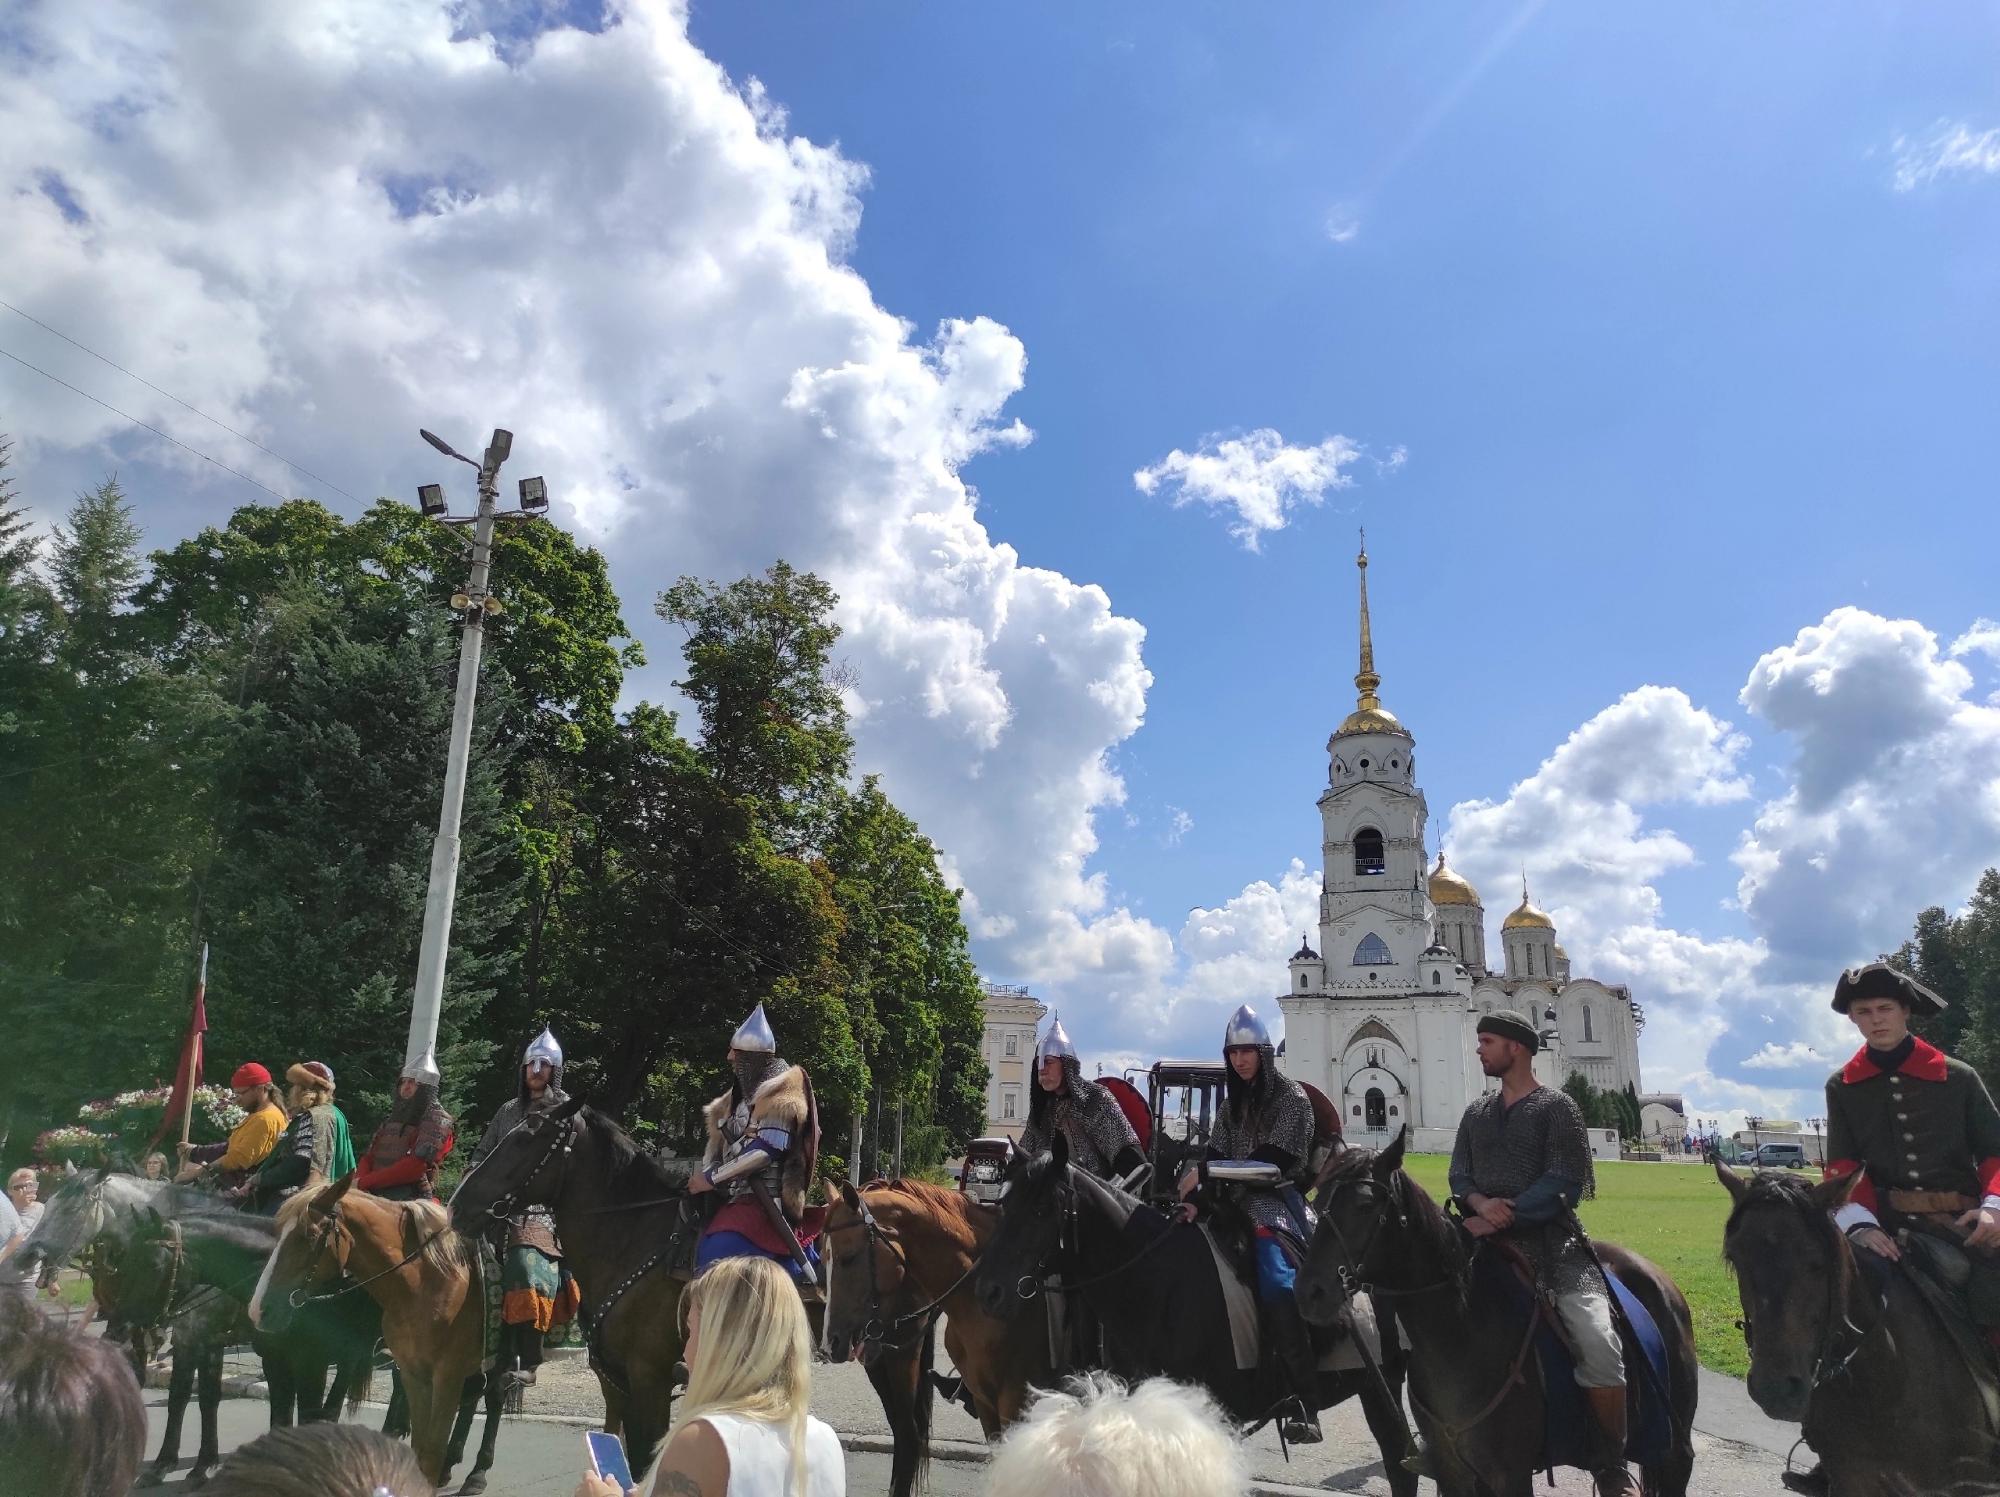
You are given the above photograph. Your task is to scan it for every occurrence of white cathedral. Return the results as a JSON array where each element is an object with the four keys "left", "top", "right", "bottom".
[{"left": 1276, "top": 546, "right": 1645, "bottom": 1154}]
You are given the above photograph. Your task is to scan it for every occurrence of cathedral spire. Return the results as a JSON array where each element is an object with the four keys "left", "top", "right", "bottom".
[{"left": 1354, "top": 531, "right": 1382, "bottom": 712}]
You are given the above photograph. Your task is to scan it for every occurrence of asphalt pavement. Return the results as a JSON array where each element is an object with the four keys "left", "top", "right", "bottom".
[{"left": 133, "top": 1323, "right": 1806, "bottom": 1496}]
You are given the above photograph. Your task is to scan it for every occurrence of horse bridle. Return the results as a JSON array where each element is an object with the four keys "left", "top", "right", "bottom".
[
  {"left": 826, "top": 1190, "right": 976, "bottom": 1353},
  {"left": 1731, "top": 1201, "right": 1874, "bottom": 1392},
  {"left": 458, "top": 1109, "right": 579, "bottom": 1229}
]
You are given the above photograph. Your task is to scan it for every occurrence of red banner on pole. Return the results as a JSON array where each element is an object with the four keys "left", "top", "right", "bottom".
[{"left": 151, "top": 945, "right": 209, "bottom": 1151}]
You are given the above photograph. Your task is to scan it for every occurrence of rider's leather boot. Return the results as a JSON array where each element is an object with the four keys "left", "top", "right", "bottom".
[
  {"left": 1584, "top": 1384, "right": 1638, "bottom": 1497},
  {"left": 1262, "top": 1300, "right": 1323, "bottom": 1445}
]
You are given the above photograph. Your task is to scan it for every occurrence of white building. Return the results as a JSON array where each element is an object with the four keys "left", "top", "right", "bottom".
[
  {"left": 1277, "top": 545, "right": 1645, "bottom": 1153},
  {"left": 979, "top": 981, "right": 1047, "bottom": 1142}
]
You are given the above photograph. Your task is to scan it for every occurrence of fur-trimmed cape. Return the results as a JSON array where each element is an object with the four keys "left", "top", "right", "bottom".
[{"left": 703, "top": 1063, "right": 819, "bottom": 1220}]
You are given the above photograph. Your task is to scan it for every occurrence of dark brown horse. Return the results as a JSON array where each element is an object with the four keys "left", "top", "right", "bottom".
[
  {"left": 1297, "top": 1133, "right": 1698, "bottom": 1497},
  {"left": 823, "top": 1179, "right": 1049, "bottom": 1493},
  {"left": 973, "top": 1133, "right": 1419, "bottom": 1496},
  {"left": 1718, "top": 1163, "right": 1999, "bottom": 1495}
]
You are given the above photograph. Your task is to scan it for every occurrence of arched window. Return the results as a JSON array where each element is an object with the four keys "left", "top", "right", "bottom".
[
  {"left": 1353, "top": 827, "right": 1386, "bottom": 875},
  {"left": 1353, "top": 933, "right": 1393, "bottom": 966},
  {"left": 1365, "top": 1088, "right": 1387, "bottom": 1130},
  {"left": 1583, "top": 1005, "right": 1595, "bottom": 1043},
  {"left": 1299, "top": 972, "right": 1308, "bottom": 990},
  {"left": 1432, "top": 969, "right": 1441, "bottom": 987}
]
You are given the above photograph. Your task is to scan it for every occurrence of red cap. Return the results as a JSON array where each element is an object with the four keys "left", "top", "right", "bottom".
[{"left": 231, "top": 1062, "right": 273, "bottom": 1089}]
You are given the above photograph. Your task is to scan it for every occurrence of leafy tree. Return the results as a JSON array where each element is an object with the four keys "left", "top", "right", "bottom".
[
  {"left": 1898, "top": 869, "right": 2000, "bottom": 1094},
  {"left": 657, "top": 562, "right": 852, "bottom": 853}
]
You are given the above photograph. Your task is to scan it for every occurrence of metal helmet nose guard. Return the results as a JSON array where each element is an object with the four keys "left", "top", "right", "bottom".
[{"left": 523, "top": 1026, "right": 564, "bottom": 1071}]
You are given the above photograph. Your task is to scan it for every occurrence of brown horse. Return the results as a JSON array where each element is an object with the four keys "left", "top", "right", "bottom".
[
  {"left": 252, "top": 1177, "right": 483, "bottom": 1487},
  {"left": 1297, "top": 1134, "right": 1698, "bottom": 1497},
  {"left": 1718, "top": 1164, "right": 1999, "bottom": 1495},
  {"left": 823, "top": 1179, "right": 1049, "bottom": 1491}
]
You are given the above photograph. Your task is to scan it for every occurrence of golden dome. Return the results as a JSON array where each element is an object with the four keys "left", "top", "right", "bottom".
[
  {"left": 1427, "top": 852, "right": 1481, "bottom": 908},
  {"left": 1335, "top": 704, "right": 1406, "bottom": 737},
  {"left": 1503, "top": 894, "right": 1556, "bottom": 932},
  {"left": 1553, "top": 942, "right": 1569, "bottom": 959}
]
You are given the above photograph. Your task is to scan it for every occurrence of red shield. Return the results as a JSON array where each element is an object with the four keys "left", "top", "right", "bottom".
[{"left": 1100, "top": 1075, "right": 1153, "bottom": 1152}]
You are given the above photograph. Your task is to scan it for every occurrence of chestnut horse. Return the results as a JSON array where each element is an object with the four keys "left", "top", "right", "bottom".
[
  {"left": 823, "top": 1179, "right": 1049, "bottom": 1494},
  {"left": 252, "top": 1177, "right": 489, "bottom": 1489}
]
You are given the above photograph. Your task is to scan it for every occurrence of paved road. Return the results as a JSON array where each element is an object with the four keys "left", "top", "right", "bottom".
[{"left": 139, "top": 1351, "right": 1803, "bottom": 1496}]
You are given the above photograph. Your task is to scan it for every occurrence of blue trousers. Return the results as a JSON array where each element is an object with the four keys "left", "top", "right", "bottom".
[
  {"left": 1254, "top": 1232, "right": 1297, "bottom": 1304},
  {"left": 696, "top": 1228, "right": 819, "bottom": 1282}
]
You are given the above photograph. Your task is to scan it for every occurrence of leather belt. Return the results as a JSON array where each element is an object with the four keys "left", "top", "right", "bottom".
[{"left": 1887, "top": 1188, "right": 1978, "bottom": 1216}]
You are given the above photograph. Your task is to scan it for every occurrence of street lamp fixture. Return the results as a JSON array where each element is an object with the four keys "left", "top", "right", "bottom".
[{"left": 417, "top": 483, "right": 448, "bottom": 518}]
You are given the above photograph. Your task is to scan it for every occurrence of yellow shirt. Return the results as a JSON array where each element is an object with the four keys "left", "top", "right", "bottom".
[{"left": 217, "top": 1102, "right": 287, "bottom": 1172}]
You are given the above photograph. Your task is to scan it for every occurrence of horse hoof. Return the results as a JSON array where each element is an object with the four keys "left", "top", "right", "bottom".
[
  {"left": 455, "top": 1476, "right": 489, "bottom": 1496},
  {"left": 187, "top": 1465, "right": 217, "bottom": 1489},
  {"left": 137, "top": 1463, "right": 176, "bottom": 1489}
]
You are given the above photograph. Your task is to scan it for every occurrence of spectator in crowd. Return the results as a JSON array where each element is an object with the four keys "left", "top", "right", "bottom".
[
  {"left": 205, "top": 1422, "right": 434, "bottom": 1497},
  {"left": 985, "top": 1374, "right": 1250, "bottom": 1497},
  {"left": 0, "top": 1290, "right": 147, "bottom": 1497},
  {"left": 0, "top": 1169, "right": 42, "bottom": 1284},
  {"left": 575, "top": 1255, "right": 843, "bottom": 1497},
  {"left": 142, "top": 1152, "right": 170, "bottom": 1182}
]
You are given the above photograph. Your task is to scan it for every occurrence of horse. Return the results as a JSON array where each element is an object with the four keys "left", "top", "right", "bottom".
[
  {"left": 19, "top": 1171, "right": 376, "bottom": 1488},
  {"left": 822, "top": 1178, "right": 1049, "bottom": 1495},
  {"left": 252, "top": 1176, "right": 502, "bottom": 1492},
  {"left": 972, "top": 1133, "right": 1419, "bottom": 1495},
  {"left": 449, "top": 1094, "right": 944, "bottom": 1492},
  {"left": 1297, "top": 1132, "right": 1698, "bottom": 1497},
  {"left": 1717, "top": 1163, "right": 1998, "bottom": 1495}
]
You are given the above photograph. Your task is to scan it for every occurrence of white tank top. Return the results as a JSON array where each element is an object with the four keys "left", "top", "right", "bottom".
[{"left": 697, "top": 1412, "right": 845, "bottom": 1497}]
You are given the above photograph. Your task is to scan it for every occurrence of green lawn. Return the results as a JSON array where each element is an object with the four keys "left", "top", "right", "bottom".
[{"left": 1399, "top": 1153, "right": 1746, "bottom": 1377}]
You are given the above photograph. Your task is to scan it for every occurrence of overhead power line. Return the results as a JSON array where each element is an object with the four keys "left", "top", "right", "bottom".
[
  {"left": 0, "top": 342, "right": 291, "bottom": 504},
  {"left": 0, "top": 298, "right": 357, "bottom": 503}
]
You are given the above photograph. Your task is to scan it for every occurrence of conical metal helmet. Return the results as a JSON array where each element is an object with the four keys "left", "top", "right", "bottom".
[
  {"left": 522, "top": 1027, "right": 564, "bottom": 1072},
  {"left": 1223, "top": 1004, "right": 1272, "bottom": 1051},
  {"left": 731, "top": 1003, "right": 777, "bottom": 1054},
  {"left": 401, "top": 1045, "right": 442, "bottom": 1088},
  {"left": 1035, "top": 1012, "right": 1078, "bottom": 1065}
]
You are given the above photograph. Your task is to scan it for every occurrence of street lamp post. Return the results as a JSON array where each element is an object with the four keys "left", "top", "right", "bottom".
[
  {"left": 402, "top": 427, "right": 547, "bottom": 1084},
  {"left": 1809, "top": 1115, "right": 1825, "bottom": 1165},
  {"left": 1746, "top": 1114, "right": 1763, "bottom": 1163}
]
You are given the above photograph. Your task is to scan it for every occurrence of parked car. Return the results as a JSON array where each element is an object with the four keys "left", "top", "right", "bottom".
[
  {"left": 958, "top": 1137, "right": 1015, "bottom": 1204},
  {"left": 1754, "top": 1141, "right": 1809, "bottom": 1169}
]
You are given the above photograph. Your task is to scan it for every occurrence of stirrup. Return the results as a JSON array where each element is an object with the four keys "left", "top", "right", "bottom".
[
  {"left": 1779, "top": 1465, "right": 1829, "bottom": 1497},
  {"left": 1279, "top": 1400, "right": 1322, "bottom": 1445},
  {"left": 1400, "top": 1440, "right": 1438, "bottom": 1477}
]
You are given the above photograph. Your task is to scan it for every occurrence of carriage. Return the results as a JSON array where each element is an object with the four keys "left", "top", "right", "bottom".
[{"left": 1103, "top": 1059, "right": 1342, "bottom": 1208}]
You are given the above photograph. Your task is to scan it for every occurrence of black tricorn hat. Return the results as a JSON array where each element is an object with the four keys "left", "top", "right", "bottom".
[
  {"left": 1476, "top": 1009, "right": 1541, "bottom": 1053},
  {"left": 1832, "top": 962, "right": 1947, "bottom": 1017}
]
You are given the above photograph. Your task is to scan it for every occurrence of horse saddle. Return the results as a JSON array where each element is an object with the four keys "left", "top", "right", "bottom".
[
  {"left": 1471, "top": 1243, "right": 1673, "bottom": 1473},
  {"left": 1894, "top": 1230, "right": 2000, "bottom": 1435}
]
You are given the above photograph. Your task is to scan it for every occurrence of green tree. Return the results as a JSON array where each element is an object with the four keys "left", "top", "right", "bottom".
[
  {"left": 657, "top": 562, "right": 852, "bottom": 853},
  {"left": 1899, "top": 869, "right": 2000, "bottom": 1094}
]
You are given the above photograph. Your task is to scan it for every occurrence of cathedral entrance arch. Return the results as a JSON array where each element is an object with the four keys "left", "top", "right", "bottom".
[
  {"left": 1364, "top": 1088, "right": 1387, "bottom": 1130},
  {"left": 1340, "top": 1019, "right": 1411, "bottom": 1144}
]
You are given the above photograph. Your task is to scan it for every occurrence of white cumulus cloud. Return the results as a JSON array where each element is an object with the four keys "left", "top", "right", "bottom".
[
  {"left": 1133, "top": 428, "right": 1370, "bottom": 551},
  {"left": 1950, "top": 618, "right": 2000, "bottom": 662},
  {"left": 0, "top": 0, "right": 1173, "bottom": 1034},
  {"left": 1733, "top": 608, "right": 2000, "bottom": 981},
  {"left": 1740, "top": 1041, "right": 1829, "bottom": 1072}
]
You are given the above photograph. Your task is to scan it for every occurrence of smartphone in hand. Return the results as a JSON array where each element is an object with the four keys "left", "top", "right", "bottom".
[{"left": 587, "top": 1430, "right": 636, "bottom": 1493}]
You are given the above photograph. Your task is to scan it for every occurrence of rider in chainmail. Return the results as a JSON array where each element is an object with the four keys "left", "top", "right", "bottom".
[
  {"left": 1018, "top": 1013, "right": 1145, "bottom": 1180},
  {"left": 469, "top": 1028, "right": 574, "bottom": 1394},
  {"left": 1180, "top": 1003, "right": 1325, "bottom": 1446}
]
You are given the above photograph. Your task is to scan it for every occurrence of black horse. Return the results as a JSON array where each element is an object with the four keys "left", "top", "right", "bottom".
[
  {"left": 450, "top": 1095, "right": 940, "bottom": 1495},
  {"left": 1718, "top": 1163, "right": 1998, "bottom": 1495},
  {"left": 1298, "top": 1133, "right": 1699, "bottom": 1497},
  {"left": 972, "top": 1133, "right": 1419, "bottom": 1495}
]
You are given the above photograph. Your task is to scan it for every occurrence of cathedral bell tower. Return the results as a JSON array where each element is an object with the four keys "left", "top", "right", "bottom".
[{"left": 1310, "top": 539, "right": 1432, "bottom": 996}]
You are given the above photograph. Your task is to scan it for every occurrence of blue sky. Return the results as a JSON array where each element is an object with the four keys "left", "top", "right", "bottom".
[{"left": 4, "top": 0, "right": 1996, "bottom": 1127}]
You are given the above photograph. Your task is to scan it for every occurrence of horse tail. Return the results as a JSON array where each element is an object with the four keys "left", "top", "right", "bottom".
[
  {"left": 344, "top": 1353, "right": 375, "bottom": 1416},
  {"left": 914, "top": 1314, "right": 937, "bottom": 1494}
]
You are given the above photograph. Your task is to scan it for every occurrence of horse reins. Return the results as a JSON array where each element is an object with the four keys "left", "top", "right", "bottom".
[
  {"left": 826, "top": 1189, "right": 982, "bottom": 1352},
  {"left": 285, "top": 1201, "right": 451, "bottom": 1309}
]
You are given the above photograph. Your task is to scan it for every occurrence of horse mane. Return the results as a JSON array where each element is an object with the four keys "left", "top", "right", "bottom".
[
  {"left": 1320, "top": 1146, "right": 1465, "bottom": 1276},
  {"left": 583, "top": 1105, "right": 695, "bottom": 1201},
  {"left": 400, "top": 1198, "right": 472, "bottom": 1277},
  {"left": 863, "top": 1178, "right": 980, "bottom": 1249},
  {"left": 1722, "top": 1166, "right": 1820, "bottom": 1235}
]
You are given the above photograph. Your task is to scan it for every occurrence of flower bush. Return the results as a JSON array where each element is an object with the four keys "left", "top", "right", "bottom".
[{"left": 36, "top": 1082, "right": 238, "bottom": 1166}]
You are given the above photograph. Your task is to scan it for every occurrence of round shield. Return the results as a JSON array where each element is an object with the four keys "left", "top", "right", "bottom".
[{"left": 1100, "top": 1075, "right": 1153, "bottom": 1152}]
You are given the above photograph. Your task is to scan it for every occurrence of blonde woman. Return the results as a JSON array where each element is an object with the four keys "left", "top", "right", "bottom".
[{"left": 576, "top": 1255, "right": 843, "bottom": 1497}]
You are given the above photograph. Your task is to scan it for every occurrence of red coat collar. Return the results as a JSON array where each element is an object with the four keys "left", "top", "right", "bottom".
[{"left": 1840, "top": 1036, "right": 1949, "bottom": 1085}]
